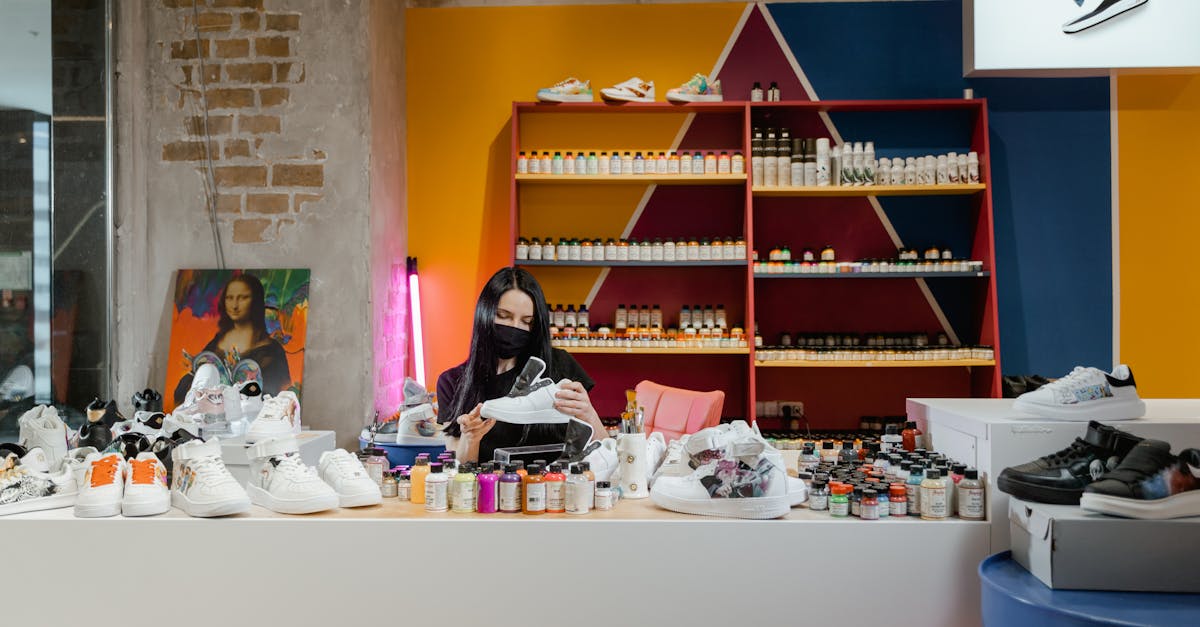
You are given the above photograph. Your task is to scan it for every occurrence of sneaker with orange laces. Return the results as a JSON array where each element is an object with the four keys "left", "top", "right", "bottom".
[
  {"left": 123, "top": 452, "right": 170, "bottom": 517},
  {"left": 74, "top": 452, "right": 126, "bottom": 518}
]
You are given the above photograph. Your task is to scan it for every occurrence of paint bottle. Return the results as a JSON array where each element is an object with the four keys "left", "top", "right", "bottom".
[
  {"left": 957, "top": 152, "right": 969, "bottom": 184},
  {"left": 967, "top": 152, "right": 979, "bottom": 183},
  {"left": 803, "top": 151, "right": 817, "bottom": 187},
  {"left": 551, "top": 152, "right": 564, "bottom": 175},
  {"left": 957, "top": 468, "right": 985, "bottom": 520},
  {"left": 680, "top": 151, "right": 693, "bottom": 175},
  {"left": 864, "top": 142, "right": 876, "bottom": 186},
  {"left": 716, "top": 151, "right": 731, "bottom": 174},
  {"left": 920, "top": 468, "right": 948, "bottom": 520},
  {"left": 474, "top": 465, "right": 497, "bottom": 514},
  {"left": 578, "top": 305, "right": 589, "bottom": 328},
  {"left": 522, "top": 464, "right": 546, "bottom": 515},
  {"left": 881, "top": 424, "right": 903, "bottom": 454},
  {"left": 594, "top": 481, "right": 614, "bottom": 511},
  {"left": 903, "top": 157, "right": 917, "bottom": 185},
  {"left": 820, "top": 441, "right": 838, "bottom": 464},
  {"left": 829, "top": 483, "right": 850, "bottom": 518},
  {"left": 850, "top": 485, "right": 863, "bottom": 517},
  {"left": 947, "top": 463, "right": 966, "bottom": 514},
  {"left": 608, "top": 152, "right": 620, "bottom": 175},
  {"left": 945, "top": 152, "right": 959, "bottom": 184},
  {"left": 876, "top": 485, "right": 890, "bottom": 518},
  {"left": 617, "top": 239, "right": 630, "bottom": 262},
  {"left": 901, "top": 421, "right": 921, "bottom": 451},
  {"left": 527, "top": 151, "right": 539, "bottom": 174},
  {"left": 851, "top": 142, "right": 865, "bottom": 186},
  {"left": 809, "top": 480, "right": 829, "bottom": 511},
  {"left": 615, "top": 304, "right": 627, "bottom": 330},
  {"left": 692, "top": 152, "right": 704, "bottom": 174},
  {"left": 632, "top": 152, "right": 646, "bottom": 176},
  {"left": 776, "top": 136, "right": 792, "bottom": 186},
  {"left": 839, "top": 441, "right": 857, "bottom": 465},
  {"left": 814, "top": 138, "right": 831, "bottom": 187},
  {"left": 861, "top": 489, "right": 880, "bottom": 520},
  {"left": 656, "top": 151, "right": 668, "bottom": 175},
  {"left": 517, "top": 151, "right": 529, "bottom": 174},
  {"left": 410, "top": 456, "right": 430, "bottom": 505},
  {"left": 906, "top": 465, "right": 924, "bottom": 517},
  {"left": 578, "top": 461, "right": 596, "bottom": 509},
  {"left": 452, "top": 463, "right": 476, "bottom": 513},
  {"left": 596, "top": 151, "right": 607, "bottom": 175},
  {"left": 715, "top": 304, "right": 727, "bottom": 329},
  {"left": 564, "top": 152, "right": 576, "bottom": 175},
  {"left": 750, "top": 81, "right": 764, "bottom": 102},
  {"left": 395, "top": 470, "right": 411, "bottom": 501},
  {"left": 768, "top": 81, "right": 781, "bottom": 101},
  {"left": 651, "top": 304, "right": 663, "bottom": 328},
  {"left": 552, "top": 303, "right": 565, "bottom": 328},
  {"left": 424, "top": 463, "right": 448, "bottom": 513},
  {"left": 576, "top": 152, "right": 588, "bottom": 175},
  {"left": 764, "top": 136, "right": 778, "bottom": 186},
  {"left": 499, "top": 463, "right": 522, "bottom": 513},
  {"left": 515, "top": 238, "right": 529, "bottom": 261},
  {"left": 936, "top": 155, "right": 948, "bottom": 184},
  {"left": 565, "top": 464, "right": 591, "bottom": 515},
  {"left": 877, "top": 157, "right": 891, "bottom": 186},
  {"left": 889, "top": 483, "right": 907, "bottom": 517},
  {"left": 621, "top": 152, "right": 634, "bottom": 175},
  {"left": 751, "top": 138, "right": 763, "bottom": 186}
]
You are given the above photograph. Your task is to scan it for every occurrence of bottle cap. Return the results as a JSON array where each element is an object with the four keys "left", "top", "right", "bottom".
[
  {"left": 596, "top": 481, "right": 611, "bottom": 489},
  {"left": 864, "top": 489, "right": 877, "bottom": 498},
  {"left": 430, "top": 463, "right": 443, "bottom": 473},
  {"left": 527, "top": 464, "right": 542, "bottom": 474},
  {"left": 965, "top": 469, "right": 979, "bottom": 480},
  {"left": 569, "top": 464, "right": 581, "bottom": 474},
  {"left": 579, "top": 462, "right": 590, "bottom": 472},
  {"left": 925, "top": 468, "right": 941, "bottom": 479},
  {"left": 822, "top": 441, "right": 834, "bottom": 450},
  {"left": 953, "top": 464, "right": 968, "bottom": 474},
  {"left": 514, "top": 460, "right": 525, "bottom": 470},
  {"left": 414, "top": 457, "right": 429, "bottom": 466},
  {"left": 842, "top": 441, "right": 854, "bottom": 450},
  {"left": 504, "top": 464, "right": 518, "bottom": 473}
]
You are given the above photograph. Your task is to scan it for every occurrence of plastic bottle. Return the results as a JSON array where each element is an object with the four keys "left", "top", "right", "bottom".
[
  {"left": 881, "top": 424, "right": 903, "bottom": 454},
  {"left": 799, "top": 443, "right": 820, "bottom": 472},
  {"left": 764, "top": 137, "right": 778, "bottom": 186},
  {"left": 751, "top": 138, "right": 764, "bottom": 186},
  {"left": 544, "top": 463, "right": 566, "bottom": 513},
  {"left": 957, "top": 468, "right": 986, "bottom": 520},
  {"left": 451, "top": 463, "right": 476, "bottom": 513},
  {"left": 715, "top": 304, "right": 727, "bottom": 330},
  {"left": 410, "top": 456, "right": 430, "bottom": 505},
  {"left": 579, "top": 461, "right": 596, "bottom": 509},
  {"left": 920, "top": 468, "right": 948, "bottom": 520},
  {"left": 615, "top": 304, "right": 627, "bottom": 330},
  {"left": 839, "top": 441, "right": 857, "bottom": 465},
  {"left": 876, "top": 486, "right": 890, "bottom": 518},
  {"left": 566, "top": 464, "right": 590, "bottom": 515},
  {"left": 949, "top": 464, "right": 967, "bottom": 515},
  {"left": 575, "top": 153, "right": 587, "bottom": 175},
  {"left": 967, "top": 152, "right": 980, "bottom": 183},
  {"left": 901, "top": 421, "right": 922, "bottom": 452},
  {"left": 829, "top": 483, "right": 850, "bottom": 518},
  {"left": 889, "top": 483, "right": 907, "bottom": 517},
  {"left": 750, "top": 81, "right": 764, "bottom": 102},
  {"left": 863, "top": 142, "right": 876, "bottom": 186},
  {"left": 564, "top": 152, "right": 576, "bottom": 175},
  {"left": 517, "top": 151, "right": 528, "bottom": 174},
  {"left": 861, "top": 489, "right": 880, "bottom": 520},
  {"left": 594, "top": 481, "right": 614, "bottom": 510},
  {"left": 499, "top": 464, "right": 522, "bottom": 513},
  {"left": 820, "top": 441, "right": 839, "bottom": 464},
  {"left": 621, "top": 152, "right": 634, "bottom": 175},
  {"left": 850, "top": 485, "right": 863, "bottom": 517},
  {"left": 906, "top": 465, "right": 924, "bottom": 517},
  {"left": 608, "top": 152, "right": 621, "bottom": 175},
  {"left": 732, "top": 152, "right": 745, "bottom": 175},
  {"left": 424, "top": 463, "right": 448, "bottom": 512},
  {"left": 522, "top": 464, "right": 546, "bottom": 515},
  {"left": 841, "top": 143, "right": 855, "bottom": 186},
  {"left": 851, "top": 142, "right": 865, "bottom": 186}
]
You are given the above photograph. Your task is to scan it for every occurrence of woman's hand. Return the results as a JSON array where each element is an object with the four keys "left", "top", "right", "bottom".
[
  {"left": 554, "top": 381, "right": 609, "bottom": 438},
  {"left": 455, "top": 404, "right": 494, "bottom": 462}
]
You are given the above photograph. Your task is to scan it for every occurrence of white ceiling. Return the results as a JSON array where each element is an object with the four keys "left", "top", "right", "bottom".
[{"left": 0, "top": 0, "right": 52, "bottom": 114}]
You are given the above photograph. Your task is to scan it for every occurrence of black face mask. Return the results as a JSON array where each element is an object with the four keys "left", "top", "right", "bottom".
[{"left": 493, "top": 323, "right": 531, "bottom": 359}]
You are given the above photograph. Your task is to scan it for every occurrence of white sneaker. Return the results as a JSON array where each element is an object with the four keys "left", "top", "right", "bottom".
[
  {"left": 318, "top": 449, "right": 382, "bottom": 508},
  {"left": 600, "top": 77, "right": 655, "bottom": 102},
  {"left": 650, "top": 435, "right": 690, "bottom": 488},
  {"left": 1014, "top": 364, "right": 1145, "bottom": 421},
  {"left": 650, "top": 421, "right": 791, "bottom": 519},
  {"left": 113, "top": 411, "right": 166, "bottom": 439},
  {"left": 480, "top": 357, "right": 572, "bottom": 425},
  {"left": 162, "top": 412, "right": 202, "bottom": 439},
  {"left": 245, "top": 391, "right": 302, "bottom": 444},
  {"left": 171, "top": 438, "right": 250, "bottom": 517},
  {"left": 247, "top": 436, "right": 338, "bottom": 514},
  {"left": 18, "top": 405, "right": 70, "bottom": 468},
  {"left": 0, "top": 452, "right": 80, "bottom": 516},
  {"left": 123, "top": 452, "right": 170, "bottom": 517},
  {"left": 0, "top": 364, "right": 33, "bottom": 401},
  {"left": 237, "top": 381, "right": 264, "bottom": 421},
  {"left": 583, "top": 438, "right": 619, "bottom": 482},
  {"left": 536, "top": 77, "right": 594, "bottom": 102},
  {"left": 74, "top": 452, "right": 126, "bottom": 518}
]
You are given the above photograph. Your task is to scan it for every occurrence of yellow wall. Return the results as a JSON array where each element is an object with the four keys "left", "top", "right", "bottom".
[
  {"left": 406, "top": 4, "right": 745, "bottom": 383},
  {"left": 1118, "top": 73, "right": 1200, "bottom": 397}
]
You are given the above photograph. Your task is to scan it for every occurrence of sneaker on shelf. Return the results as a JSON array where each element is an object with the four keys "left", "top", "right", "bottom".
[
  {"left": 245, "top": 391, "right": 302, "bottom": 444},
  {"left": 111, "top": 432, "right": 153, "bottom": 461},
  {"left": 171, "top": 438, "right": 250, "bottom": 518},
  {"left": 237, "top": 381, "right": 264, "bottom": 421},
  {"left": 131, "top": 389, "right": 163, "bottom": 413},
  {"left": 1013, "top": 365, "right": 1145, "bottom": 421},
  {"left": 997, "top": 420, "right": 1142, "bottom": 504},
  {"left": 536, "top": 77, "right": 593, "bottom": 102},
  {"left": 162, "top": 412, "right": 202, "bottom": 439},
  {"left": 247, "top": 436, "right": 338, "bottom": 514},
  {"left": 113, "top": 411, "right": 166, "bottom": 438},
  {"left": 600, "top": 77, "right": 655, "bottom": 103},
  {"left": 0, "top": 449, "right": 80, "bottom": 516},
  {"left": 74, "top": 452, "right": 126, "bottom": 518},
  {"left": 85, "top": 398, "right": 125, "bottom": 430},
  {"left": 1080, "top": 440, "right": 1200, "bottom": 520},
  {"left": 318, "top": 449, "right": 382, "bottom": 508},
  {"left": 63, "top": 447, "right": 99, "bottom": 488},
  {"left": 123, "top": 452, "right": 171, "bottom": 517},
  {"left": 18, "top": 405, "right": 69, "bottom": 468},
  {"left": 480, "top": 357, "right": 574, "bottom": 425},
  {"left": 666, "top": 73, "right": 723, "bottom": 103},
  {"left": 76, "top": 420, "right": 113, "bottom": 452},
  {"left": 650, "top": 421, "right": 790, "bottom": 519},
  {"left": 150, "top": 428, "right": 200, "bottom": 484},
  {"left": 0, "top": 364, "right": 33, "bottom": 403},
  {"left": 1063, "top": 0, "right": 1149, "bottom": 34}
]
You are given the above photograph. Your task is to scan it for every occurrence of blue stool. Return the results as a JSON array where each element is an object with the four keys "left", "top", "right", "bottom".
[
  {"left": 979, "top": 551, "right": 1200, "bottom": 626},
  {"left": 358, "top": 438, "right": 445, "bottom": 468}
]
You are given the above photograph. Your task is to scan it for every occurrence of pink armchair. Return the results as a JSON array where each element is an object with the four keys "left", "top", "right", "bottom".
[{"left": 634, "top": 381, "right": 725, "bottom": 443}]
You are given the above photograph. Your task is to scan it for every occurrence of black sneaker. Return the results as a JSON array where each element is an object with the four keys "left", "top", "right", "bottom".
[
  {"left": 77, "top": 420, "right": 113, "bottom": 452},
  {"left": 997, "top": 420, "right": 1142, "bottom": 504},
  {"left": 151, "top": 429, "right": 200, "bottom": 482},
  {"left": 111, "top": 432, "right": 152, "bottom": 460},
  {"left": 85, "top": 398, "right": 124, "bottom": 430},
  {"left": 131, "top": 389, "right": 163, "bottom": 413},
  {"left": 1063, "top": 0, "right": 1149, "bottom": 34},
  {"left": 1080, "top": 441, "right": 1200, "bottom": 519}
]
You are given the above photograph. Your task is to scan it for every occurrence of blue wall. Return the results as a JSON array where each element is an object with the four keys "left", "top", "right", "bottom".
[{"left": 769, "top": 0, "right": 1113, "bottom": 376}]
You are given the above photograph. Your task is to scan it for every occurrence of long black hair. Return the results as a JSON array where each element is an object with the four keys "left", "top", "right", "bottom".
[
  {"left": 217, "top": 273, "right": 269, "bottom": 343},
  {"left": 443, "top": 267, "right": 552, "bottom": 437}
]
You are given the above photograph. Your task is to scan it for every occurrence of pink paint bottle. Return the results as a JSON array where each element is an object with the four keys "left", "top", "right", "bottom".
[{"left": 477, "top": 464, "right": 499, "bottom": 513}]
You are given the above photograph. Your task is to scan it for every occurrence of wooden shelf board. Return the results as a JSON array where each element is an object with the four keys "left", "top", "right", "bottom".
[
  {"left": 755, "top": 359, "right": 996, "bottom": 368},
  {"left": 516, "top": 174, "right": 746, "bottom": 185},
  {"left": 752, "top": 184, "right": 985, "bottom": 197},
  {"left": 560, "top": 346, "right": 750, "bottom": 355},
  {"left": 520, "top": 260, "right": 747, "bottom": 268},
  {"left": 755, "top": 271, "right": 989, "bottom": 279}
]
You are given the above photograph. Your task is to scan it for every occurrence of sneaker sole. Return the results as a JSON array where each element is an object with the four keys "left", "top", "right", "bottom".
[
  {"left": 74, "top": 499, "right": 122, "bottom": 518},
  {"left": 1080, "top": 490, "right": 1200, "bottom": 520},
  {"left": 0, "top": 492, "right": 76, "bottom": 516},
  {"left": 650, "top": 490, "right": 790, "bottom": 519},
  {"left": 666, "top": 94, "right": 724, "bottom": 103},
  {"left": 171, "top": 490, "right": 250, "bottom": 517},
  {"left": 247, "top": 484, "right": 339, "bottom": 514},
  {"left": 122, "top": 494, "right": 172, "bottom": 517},
  {"left": 1063, "top": 0, "right": 1148, "bottom": 33},
  {"left": 996, "top": 474, "right": 1084, "bottom": 505},
  {"left": 337, "top": 489, "right": 383, "bottom": 508},
  {"left": 600, "top": 90, "right": 653, "bottom": 103},
  {"left": 1012, "top": 397, "right": 1145, "bottom": 421},
  {"left": 480, "top": 406, "right": 571, "bottom": 425},
  {"left": 537, "top": 94, "right": 593, "bottom": 103}
]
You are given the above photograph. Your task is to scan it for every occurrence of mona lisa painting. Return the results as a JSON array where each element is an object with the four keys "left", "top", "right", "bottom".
[{"left": 164, "top": 269, "right": 309, "bottom": 412}]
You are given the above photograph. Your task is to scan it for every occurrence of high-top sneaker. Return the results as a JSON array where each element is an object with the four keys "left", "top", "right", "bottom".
[
  {"left": 112, "top": 432, "right": 153, "bottom": 460},
  {"left": 480, "top": 357, "right": 573, "bottom": 425},
  {"left": 1081, "top": 441, "right": 1200, "bottom": 520},
  {"left": 237, "top": 381, "right": 264, "bottom": 421},
  {"left": 76, "top": 420, "right": 113, "bottom": 452},
  {"left": 114, "top": 411, "right": 166, "bottom": 438},
  {"left": 171, "top": 438, "right": 250, "bottom": 517},
  {"left": 651, "top": 422, "right": 790, "bottom": 519},
  {"left": 85, "top": 398, "right": 125, "bottom": 429},
  {"left": 998, "top": 420, "right": 1142, "bottom": 504},
  {"left": 18, "top": 405, "right": 69, "bottom": 468},
  {"left": 150, "top": 428, "right": 199, "bottom": 484},
  {"left": 317, "top": 449, "right": 382, "bottom": 508},
  {"left": 245, "top": 391, "right": 302, "bottom": 444},
  {"left": 246, "top": 436, "right": 338, "bottom": 514},
  {"left": 122, "top": 452, "right": 170, "bottom": 517},
  {"left": 131, "top": 389, "right": 163, "bottom": 413},
  {"left": 74, "top": 452, "right": 126, "bottom": 518},
  {"left": 1013, "top": 365, "right": 1145, "bottom": 421}
]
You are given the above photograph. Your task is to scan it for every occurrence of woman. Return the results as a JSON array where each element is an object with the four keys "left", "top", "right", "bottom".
[
  {"left": 173, "top": 273, "right": 291, "bottom": 404},
  {"left": 438, "top": 267, "right": 607, "bottom": 463}
]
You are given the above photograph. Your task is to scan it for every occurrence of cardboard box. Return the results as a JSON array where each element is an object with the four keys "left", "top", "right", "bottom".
[
  {"left": 220, "top": 430, "right": 336, "bottom": 485},
  {"left": 1009, "top": 498, "right": 1200, "bottom": 593}
]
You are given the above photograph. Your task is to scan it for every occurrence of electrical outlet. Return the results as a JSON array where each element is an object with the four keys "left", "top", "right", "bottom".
[{"left": 780, "top": 401, "right": 805, "bottom": 418}]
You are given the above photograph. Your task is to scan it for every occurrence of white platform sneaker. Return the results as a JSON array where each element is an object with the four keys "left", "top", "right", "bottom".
[
  {"left": 245, "top": 391, "right": 302, "bottom": 444},
  {"left": 318, "top": 449, "right": 382, "bottom": 508},
  {"left": 247, "top": 436, "right": 338, "bottom": 514},
  {"left": 171, "top": 438, "right": 250, "bottom": 517},
  {"left": 480, "top": 357, "right": 574, "bottom": 425},
  {"left": 1014, "top": 364, "right": 1145, "bottom": 421}
]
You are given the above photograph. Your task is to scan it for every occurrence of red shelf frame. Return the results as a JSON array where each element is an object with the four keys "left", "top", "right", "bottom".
[{"left": 510, "top": 99, "right": 1002, "bottom": 425}]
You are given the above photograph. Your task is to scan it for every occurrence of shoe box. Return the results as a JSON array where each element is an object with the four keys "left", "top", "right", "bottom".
[
  {"left": 1009, "top": 498, "right": 1200, "bottom": 593},
  {"left": 907, "top": 398, "right": 1200, "bottom": 552},
  {"left": 219, "top": 430, "right": 335, "bottom": 485}
]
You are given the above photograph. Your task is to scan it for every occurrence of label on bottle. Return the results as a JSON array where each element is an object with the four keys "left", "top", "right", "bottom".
[
  {"left": 629, "top": 244, "right": 640, "bottom": 261},
  {"left": 861, "top": 503, "right": 879, "bottom": 520},
  {"left": 499, "top": 481, "right": 521, "bottom": 512},
  {"left": 565, "top": 482, "right": 577, "bottom": 513},
  {"left": 906, "top": 483, "right": 921, "bottom": 515},
  {"left": 809, "top": 493, "right": 828, "bottom": 511},
  {"left": 397, "top": 483, "right": 410, "bottom": 501},
  {"left": 594, "top": 490, "right": 613, "bottom": 511},
  {"left": 568, "top": 245, "right": 581, "bottom": 261},
  {"left": 750, "top": 156, "right": 763, "bottom": 186},
  {"left": 564, "top": 158, "right": 575, "bottom": 175},
  {"left": 580, "top": 246, "right": 593, "bottom": 262},
  {"left": 890, "top": 498, "right": 906, "bottom": 517},
  {"left": 830, "top": 498, "right": 849, "bottom": 517},
  {"left": 959, "top": 486, "right": 985, "bottom": 519},
  {"left": 546, "top": 481, "right": 565, "bottom": 512},
  {"left": 425, "top": 480, "right": 447, "bottom": 512},
  {"left": 515, "top": 244, "right": 529, "bottom": 260},
  {"left": 668, "top": 158, "right": 680, "bottom": 174},
  {"left": 617, "top": 246, "right": 629, "bottom": 262},
  {"left": 732, "top": 157, "right": 744, "bottom": 175},
  {"left": 525, "top": 482, "right": 546, "bottom": 512},
  {"left": 621, "top": 158, "right": 634, "bottom": 176},
  {"left": 452, "top": 480, "right": 475, "bottom": 513},
  {"left": 764, "top": 160, "right": 777, "bottom": 186},
  {"left": 921, "top": 485, "right": 947, "bottom": 519}
]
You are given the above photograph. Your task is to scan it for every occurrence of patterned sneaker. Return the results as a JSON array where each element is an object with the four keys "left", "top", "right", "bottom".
[
  {"left": 1081, "top": 440, "right": 1200, "bottom": 519},
  {"left": 536, "top": 77, "right": 593, "bottom": 102},
  {"left": 998, "top": 420, "right": 1142, "bottom": 504},
  {"left": 1013, "top": 364, "right": 1145, "bottom": 421},
  {"left": 666, "top": 73, "right": 723, "bottom": 103},
  {"left": 74, "top": 452, "right": 126, "bottom": 518},
  {"left": 600, "top": 77, "right": 655, "bottom": 103},
  {"left": 123, "top": 452, "right": 171, "bottom": 517},
  {"left": 171, "top": 438, "right": 250, "bottom": 517},
  {"left": 0, "top": 449, "right": 80, "bottom": 516}
]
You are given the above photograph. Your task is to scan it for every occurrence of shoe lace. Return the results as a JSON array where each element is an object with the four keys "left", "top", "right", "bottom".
[
  {"left": 90, "top": 456, "right": 120, "bottom": 487},
  {"left": 130, "top": 458, "right": 159, "bottom": 485},
  {"left": 1040, "top": 438, "right": 1092, "bottom": 464},
  {"left": 328, "top": 452, "right": 362, "bottom": 476},
  {"left": 275, "top": 454, "right": 316, "bottom": 480},
  {"left": 1042, "top": 367, "right": 1093, "bottom": 391},
  {"left": 189, "top": 456, "right": 235, "bottom": 486}
]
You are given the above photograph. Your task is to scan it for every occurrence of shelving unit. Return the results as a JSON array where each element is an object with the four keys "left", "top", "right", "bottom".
[{"left": 511, "top": 99, "right": 1001, "bottom": 426}]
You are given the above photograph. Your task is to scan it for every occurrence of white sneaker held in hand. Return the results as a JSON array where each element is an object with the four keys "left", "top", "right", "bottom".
[
  {"left": 245, "top": 391, "right": 302, "bottom": 443},
  {"left": 171, "top": 438, "right": 250, "bottom": 517},
  {"left": 247, "top": 436, "right": 338, "bottom": 514},
  {"left": 1013, "top": 364, "right": 1145, "bottom": 421},
  {"left": 480, "top": 357, "right": 573, "bottom": 425},
  {"left": 318, "top": 449, "right": 382, "bottom": 508}
]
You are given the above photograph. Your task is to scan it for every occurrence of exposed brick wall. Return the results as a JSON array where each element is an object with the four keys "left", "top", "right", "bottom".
[{"left": 159, "top": 0, "right": 323, "bottom": 244}]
